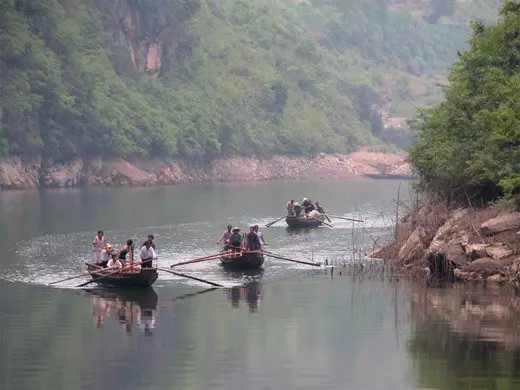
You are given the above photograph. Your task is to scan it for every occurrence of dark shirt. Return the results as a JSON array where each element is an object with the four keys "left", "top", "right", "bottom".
[
  {"left": 229, "top": 232, "right": 242, "bottom": 247},
  {"left": 305, "top": 203, "right": 314, "bottom": 213},
  {"left": 142, "top": 241, "right": 156, "bottom": 250},
  {"left": 247, "top": 231, "right": 261, "bottom": 251}
]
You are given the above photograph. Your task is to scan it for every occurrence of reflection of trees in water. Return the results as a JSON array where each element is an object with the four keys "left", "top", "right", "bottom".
[
  {"left": 225, "top": 281, "right": 263, "bottom": 313},
  {"left": 408, "top": 284, "right": 520, "bottom": 389}
]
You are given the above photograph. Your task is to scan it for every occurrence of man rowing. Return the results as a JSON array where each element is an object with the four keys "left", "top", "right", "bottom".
[
  {"left": 316, "top": 201, "right": 325, "bottom": 214},
  {"left": 217, "top": 224, "right": 233, "bottom": 249},
  {"left": 253, "top": 225, "right": 266, "bottom": 247},
  {"left": 286, "top": 199, "right": 295, "bottom": 216},
  {"left": 228, "top": 227, "right": 242, "bottom": 252},
  {"left": 138, "top": 241, "right": 157, "bottom": 268},
  {"left": 247, "top": 226, "right": 261, "bottom": 251}
]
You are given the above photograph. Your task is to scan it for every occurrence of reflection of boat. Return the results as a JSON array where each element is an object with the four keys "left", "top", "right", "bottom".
[
  {"left": 220, "top": 250, "right": 265, "bottom": 270},
  {"left": 226, "top": 280, "right": 263, "bottom": 313},
  {"left": 85, "top": 286, "right": 158, "bottom": 309},
  {"left": 86, "top": 265, "right": 158, "bottom": 287},
  {"left": 285, "top": 214, "right": 325, "bottom": 228}
]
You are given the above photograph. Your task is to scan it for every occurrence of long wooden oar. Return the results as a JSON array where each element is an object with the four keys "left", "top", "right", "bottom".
[
  {"left": 170, "top": 253, "right": 222, "bottom": 268},
  {"left": 76, "top": 258, "right": 153, "bottom": 287},
  {"left": 158, "top": 268, "right": 224, "bottom": 287},
  {"left": 324, "top": 213, "right": 332, "bottom": 223},
  {"left": 49, "top": 263, "right": 111, "bottom": 285},
  {"left": 262, "top": 251, "right": 321, "bottom": 267},
  {"left": 265, "top": 216, "right": 286, "bottom": 227},
  {"left": 311, "top": 217, "right": 333, "bottom": 228},
  {"left": 327, "top": 215, "right": 363, "bottom": 223}
]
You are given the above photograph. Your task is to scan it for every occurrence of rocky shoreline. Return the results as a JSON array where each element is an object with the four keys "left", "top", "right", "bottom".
[
  {"left": 371, "top": 202, "right": 520, "bottom": 286},
  {"left": 0, "top": 150, "right": 410, "bottom": 190}
]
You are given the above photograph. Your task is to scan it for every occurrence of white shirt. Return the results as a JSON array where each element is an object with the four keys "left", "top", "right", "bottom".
[
  {"left": 139, "top": 246, "right": 157, "bottom": 261},
  {"left": 101, "top": 250, "right": 111, "bottom": 262},
  {"left": 107, "top": 258, "right": 123, "bottom": 268}
]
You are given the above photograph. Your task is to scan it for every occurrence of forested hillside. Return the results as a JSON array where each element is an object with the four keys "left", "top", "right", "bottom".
[
  {"left": 409, "top": 1, "right": 520, "bottom": 203},
  {"left": 0, "top": 0, "right": 500, "bottom": 162}
]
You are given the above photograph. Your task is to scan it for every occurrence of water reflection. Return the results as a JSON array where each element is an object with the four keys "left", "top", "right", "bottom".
[
  {"left": 408, "top": 283, "right": 520, "bottom": 389},
  {"left": 225, "top": 280, "right": 263, "bottom": 313},
  {"left": 86, "top": 287, "right": 158, "bottom": 335}
]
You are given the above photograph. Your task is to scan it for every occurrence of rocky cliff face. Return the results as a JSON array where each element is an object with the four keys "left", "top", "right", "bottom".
[
  {"left": 92, "top": 0, "right": 194, "bottom": 74},
  {"left": 0, "top": 151, "right": 409, "bottom": 190}
]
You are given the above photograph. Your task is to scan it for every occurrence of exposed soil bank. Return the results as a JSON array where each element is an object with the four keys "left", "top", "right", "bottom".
[
  {"left": 371, "top": 202, "right": 520, "bottom": 287},
  {"left": 0, "top": 150, "right": 409, "bottom": 190}
]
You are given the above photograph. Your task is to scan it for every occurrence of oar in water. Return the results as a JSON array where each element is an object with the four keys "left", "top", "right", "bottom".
[
  {"left": 158, "top": 268, "right": 224, "bottom": 287},
  {"left": 311, "top": 217, "right": 333, "bottom": 228},
  {"left": 262, "top": 251, "right": 322, "bottom": 267},
  {"left": 324, "top": 213, "right": 332, "bottom": 223},
  {"left": 327, "top": 215, "right": 363, "bottom": 223},
  {"left": 170, "top": 253, "right": 223, "bottom": 268},
  {"left": 76, "top": 258, "right": 154, "bottom": 287},
  {"left": 265, "top": 216, "right": 286, "bottom": 227}
]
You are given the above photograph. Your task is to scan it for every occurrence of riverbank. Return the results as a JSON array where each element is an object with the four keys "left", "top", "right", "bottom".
[
  {"left": 0, "top": 150, "right": 410, "bottom": 190},
  {"left": 371, "top": 201, "right": 520, "bottom": 286}
]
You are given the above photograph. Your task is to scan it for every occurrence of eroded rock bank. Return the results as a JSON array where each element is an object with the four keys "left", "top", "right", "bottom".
[
  {"left": 371, "top": 202, "right": 520, "bottom": 286},
  {"left": 0, "top": 151, "right": 410, "bottom": 190}
]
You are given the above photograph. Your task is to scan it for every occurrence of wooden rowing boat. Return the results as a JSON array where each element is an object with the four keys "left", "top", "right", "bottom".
[
  {"left": 86, "top": 265, "right": 159, "bottom": 288},
  {"left": 219, "top": 250, "right": 265, "bottom": 270},
  {"left": 285, "top": 214, "right": 325, "bottom": 228}
]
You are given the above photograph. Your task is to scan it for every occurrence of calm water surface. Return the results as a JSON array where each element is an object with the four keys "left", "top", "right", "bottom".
[{"left": 0, "top": 179, "right": 519, "bottom": 390}]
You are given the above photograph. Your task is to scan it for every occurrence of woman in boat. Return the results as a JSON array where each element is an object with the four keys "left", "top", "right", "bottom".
[
  {"left": 99, "top": 244, "right": 114, "bottom": 267},
  {"left": 228, "top": 227, "right": 242, "bottom": 252},
  {"left": 91, "top": 231, "right": 106, "bottom": 265},
  {"left": 118, "top": 239, "right": 134, "bottom": 263}
]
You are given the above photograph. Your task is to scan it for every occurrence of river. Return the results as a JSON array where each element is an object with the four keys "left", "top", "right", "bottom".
[{"left": 0, "top": 179, "right": 519, "bottom": 390}]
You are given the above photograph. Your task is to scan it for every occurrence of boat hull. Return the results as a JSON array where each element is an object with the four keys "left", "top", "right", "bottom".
[
  {"left": 285, "top": 215, "right": 324, "bottom": 228},
  {"left": 87, "top": 266, "right": 159, "bottom": 288},
  {"left": 220, "top": 251, "right": 265, "bottom": 270}
]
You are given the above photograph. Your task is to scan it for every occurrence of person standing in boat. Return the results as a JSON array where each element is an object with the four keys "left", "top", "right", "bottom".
[
  {"left": 142, "top": 234, "right": 156, "bottom": 250},
  {"left": 229, "top": 227, "right": 242, "bottom": 252},
  {"left": 315, "top": 201, "right": 325, "bottom": 214},
  {"left": 91, "top": 231, "right": 106, "bottom": 265},
  {"left": 217, "top": 225, "right": 233, "bottom": 249},
  {"left": 118, "top": 239, "right": 134, "bottom": 263},
  {"left": 293, "top": 202, "right": 302, "bottom": 217},
  {"left": 247, "top": 226, "right": 261, "bottom": 251},
  {"left": 253, "top": 225, "right": 266, "bottom": 247},
  {"left": 138, "top": 241, "right": 157, "bottom": 268},
  {"left": 286, "top": 199, "right": 295, "bottom": 216}
]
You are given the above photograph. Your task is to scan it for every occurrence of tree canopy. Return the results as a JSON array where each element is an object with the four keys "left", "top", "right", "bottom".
[
  {"left": 0, "top": 0, "right": 500, "bottom": 162},
  {"left": 409, "top": 1, "right": 520, "bottom": 202}
]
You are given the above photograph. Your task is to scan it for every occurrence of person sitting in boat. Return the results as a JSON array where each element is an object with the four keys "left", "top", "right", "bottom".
[
  {"left": 142, "top": 234, "right": 156, "bottom": 250},
  {"left": 107, "top": 253, "right": 123, "bottom": 269},
  {"left": 217, "top": 225, "right": 233, "bottom": 249},
  {"left": 304, "top": 199, "right": 314, "bottom": 214},
  {"left": 315, "top": 201, "right": 325, "bottom": 214},
  {"left": 118, "top": 240, "right": 134, "bottom": 263},
  {"left": 253, "top": 225, "right": 266, "bottom": 247},
  {"left": 302, "top": 198, "right": 310, "bottom": 208},
  {"left": 91, "top": 230, "right": 106, "bottom": 265},
  {"left": 99, "top": 244, "right": 114, "bottom": 268},
  {"left": 247, "top": 226, "right": 261, "bottom": 251},
  {"left": 228, "top": 227, "right": 242, "bottom": 252},
  {"left": 286, "top": 199, "right": 295, "bottom": 216},
  {"left": 138, "top": 241, "right": 157, "bottom": 268},
  {"left": 293, "top": 202, "right": 302, "bottom": 217}
]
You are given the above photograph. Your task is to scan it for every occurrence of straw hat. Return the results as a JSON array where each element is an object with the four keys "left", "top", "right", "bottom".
[{"left": 232, "top": 227, "right": 240, "bottom": 232}]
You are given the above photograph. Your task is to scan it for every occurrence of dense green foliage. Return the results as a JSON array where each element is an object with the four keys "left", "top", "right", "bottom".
[
  {"left": 0, "top": 0, "right": 499, "bottom": 161},
  {"left": 409, "top": 2, "right": 520, "bottom": 202}
]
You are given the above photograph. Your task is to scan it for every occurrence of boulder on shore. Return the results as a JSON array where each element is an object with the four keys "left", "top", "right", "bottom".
[{"left": 481, "top": 212, "right": 520, "bottom": 236}]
